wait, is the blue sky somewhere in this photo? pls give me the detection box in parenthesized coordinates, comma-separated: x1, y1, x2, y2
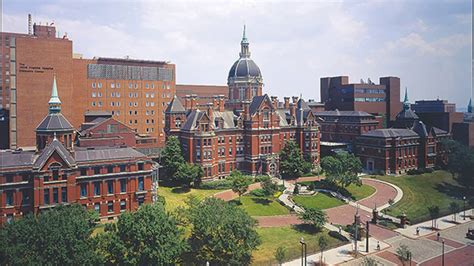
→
(3, 0, 472, 109)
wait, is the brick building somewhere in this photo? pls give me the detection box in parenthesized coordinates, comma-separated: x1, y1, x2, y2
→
(320, 76, 402, 125)
(452, 98, 474, 147)
(0, 19, 174, 150)
(411, 99, 464, 133)
(176, 84, 228, 106)
(0, 78, 157, 224)
(165, 28, 320, 179)
(355, 95, 449, 175)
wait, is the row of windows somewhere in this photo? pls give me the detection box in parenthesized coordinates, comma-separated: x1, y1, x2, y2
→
(354, 97, 385, 102)
(80, 177, 144, 198)
(260, 135, 272, 142)
(80, 163, 144, 176)
(4, 189, 31, 207)
(91, 82, 172, 90)
(92, 200, 128, 214)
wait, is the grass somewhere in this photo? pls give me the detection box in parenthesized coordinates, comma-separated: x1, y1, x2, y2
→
(158, 186, 225, 211)
(231, 196, 290, 216)
(346, 183, 376, 201)
(252, 226, 347, 265)
(371, 170, 467, 223)
(293, 192, 346, 210)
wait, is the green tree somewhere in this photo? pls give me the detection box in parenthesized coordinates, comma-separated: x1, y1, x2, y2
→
(443, 140, 474, 192)
(175, 163, 203, 190)
(428, 205, 440, 229)
(261, 176, 278, 196)
(98, 204, 188, 265)
(321, 152, 362, 190)
(362, 256, 379, 266)
(231, 170, 252, 202)
(0, 204, 102, 265)
(318, 235, 329, 264)
(274, 246, 287, 265)
(280, 141, 312, 179)
(298, 207, 327, 230)
(449, 201, 460, 222)
(161, 136, 186, 183)
(396, 244, 412, 266)
(188, 197, 261, 265)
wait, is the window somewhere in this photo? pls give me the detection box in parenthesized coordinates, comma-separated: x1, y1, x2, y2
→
(21, 189, 30, 205)
(92, 92, 96, 97)
(120, 179, 127, 193)
(120, 165, 126, 172)
(120, 200, 126, 212)
(53, 188, 59, 203)
(138, 162, 144, 171)
(61, 188, 67, 202)
(80, 184, 87, 197)
(94, 167, 101, 175)
(97, 82, 102, 88)
(107, 165, 114, 173)
(52, 169, 59, 180)
(92, 82, 96, 88)
(80, 168, 87, 176)
(107, 180, 114, 194)
(138, 177, 144, 191)
(6, 191, 14, 206)
(94, 182, 101, 196)
(44, 189, 50, 205)
(94, 203, 100, 213)
(107, 201, 114, 213)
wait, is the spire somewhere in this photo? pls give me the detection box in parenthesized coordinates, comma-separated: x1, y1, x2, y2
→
(239, 24, 251, 58)
(48, 75, 62, 113)
(468, 98, 473, 113)
(403, 87, 410, 111)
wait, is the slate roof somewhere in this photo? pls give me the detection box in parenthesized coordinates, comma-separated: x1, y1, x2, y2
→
(36, 113, 74, 132)
(0, 150, 35, 169)
(276, 110, 289, 127)
(33, 139, 76, 169)
(361, 128, 419, 138)
(166, 95, 186, 113)
(213, 111, 237, 129)
(314, 110, 373, 117)
(396, 108, 419, 120)
(74, 147, 146, 163)
(228, 58, 262, 79)
(249, 95, 267, 115)
(181, 110, 206, 131)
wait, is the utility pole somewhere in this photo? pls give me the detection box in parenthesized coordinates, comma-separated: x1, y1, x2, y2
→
(366, 221, 369, 252)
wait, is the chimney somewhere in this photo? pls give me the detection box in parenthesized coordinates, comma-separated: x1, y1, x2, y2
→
(271, 96, 278, 108)
(190, 94, 198, 110)
(218, 95, 225, 112)
(284, 97, 290, 109)
(206, 103, 213, 119)
(242, 101, 251, 120)
(184, 95, 191, 110)
(290, 102, 296, 118)
(292, 96, 299, 104)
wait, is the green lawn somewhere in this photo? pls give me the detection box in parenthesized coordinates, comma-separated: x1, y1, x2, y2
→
(372, 170, 467, 223)
(232, 196, 290, 216)
(346, 183, 376, 201)
(253, 226, 347, 265)
(158, 186, 225, 211)
(293, 192, 346, 210)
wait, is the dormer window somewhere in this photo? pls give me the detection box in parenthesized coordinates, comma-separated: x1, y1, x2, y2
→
(175, 118, 182, 128)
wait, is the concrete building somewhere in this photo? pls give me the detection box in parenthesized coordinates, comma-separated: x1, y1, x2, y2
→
(411, 99, 464, 133)
(0, 77, 157, 224)
(0, 19, 175, 150)
(320, 76, 402, 126)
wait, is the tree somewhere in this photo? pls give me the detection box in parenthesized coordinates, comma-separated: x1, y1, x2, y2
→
(261, 176, 278, 196)
(161, 136, 186, 183)
(280, 141, 312, 179)
(175, 163, 203, 190)
(321, 152, 362, 190)
(274, 246, 287, 265)
(293, 184, 300, 195)
(298, 207, 327, 230)
(231, 170, 252, 202)
(318, 235, 329, 264)
(443, 140, 474, 192)
(396, 244, 412, 266)
(428, 205, 440, 229)
(188, 197, 261, 265)
(97, 203, 188, 265)
(449, 201, 460, 222)
(0, 204, 102, 265)
(361, 256, 378, 266)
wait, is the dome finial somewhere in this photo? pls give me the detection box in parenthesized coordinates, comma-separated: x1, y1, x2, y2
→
(403, 87, 409, 111)
(240, 25, 250, 58)
(48, 74, 62, 113)
(242, 24, 248, 43)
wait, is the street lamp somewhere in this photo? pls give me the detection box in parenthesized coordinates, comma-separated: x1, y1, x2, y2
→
(300, 237, 307, 266)
(463, 196, 466, 220)
(442, 240, 445, 266)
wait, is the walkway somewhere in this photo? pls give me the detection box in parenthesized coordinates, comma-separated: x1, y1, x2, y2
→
(213, 182, 261, 201)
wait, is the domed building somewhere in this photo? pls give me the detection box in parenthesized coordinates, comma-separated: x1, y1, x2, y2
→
(227, 25, 263, 109)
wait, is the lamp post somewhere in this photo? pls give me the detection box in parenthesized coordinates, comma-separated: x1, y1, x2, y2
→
(300, 237, 307, 266)
(463, 196, 466, 220)
(442, 240, 445, 266)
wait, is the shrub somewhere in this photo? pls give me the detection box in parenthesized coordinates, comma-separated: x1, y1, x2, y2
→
(250, 188, 266, 197)
(254, 175, 268, 182)
(277, 184, 286, 192)
(328, 230, 349, 242)
(199, 179, 233, 189)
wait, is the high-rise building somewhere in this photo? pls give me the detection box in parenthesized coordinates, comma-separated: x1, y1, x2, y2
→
(0, 18, 175, 150)
(320, 76, 402, 125)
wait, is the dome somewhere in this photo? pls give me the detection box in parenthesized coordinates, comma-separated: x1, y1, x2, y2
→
(228, 58, 262, 80)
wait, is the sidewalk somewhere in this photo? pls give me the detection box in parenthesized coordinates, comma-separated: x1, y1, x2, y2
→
(396, 209, 473, 238)
(283, 237, 390, 266)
